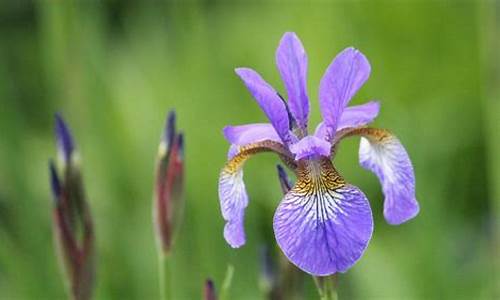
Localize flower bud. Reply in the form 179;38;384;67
204;279;217;300
49;114;95;300
154;110;185;255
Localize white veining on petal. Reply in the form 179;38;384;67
273;159;373;276
360;137;398;183
359;132;419;225
219;168;248;248
220;140;295;248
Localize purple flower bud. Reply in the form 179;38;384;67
276;164;292;194
176;133;184;160
204;279;217;300
49;114;95;300
55;113;75;165
49;160;61;201
154;110;185;255
164;110;176;148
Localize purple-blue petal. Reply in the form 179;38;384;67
220;140;296;249
273;160;373;275
315;101;380;141
223;123;281;146
319;48;371;139
289;135;331;160
276;32;310;130
338;101;380;130
359;134;419;225
219;167;249;248
235;68;292;145
313;122;329;142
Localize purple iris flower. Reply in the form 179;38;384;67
219;32;419;276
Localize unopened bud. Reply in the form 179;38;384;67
204;279;217;300
154;110;185;255
49;114;95;300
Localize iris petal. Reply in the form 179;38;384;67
315;101;380;141
276;32;310;130
227;145;240;160
273;159;373;276
235;68;292;145
219;140;294;248
224;123;281;146
220;166;248;248
337;101;380;131
319;48;371;140
358;130;419;224
289;135;331;160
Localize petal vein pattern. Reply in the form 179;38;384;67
358;130;419;224
273;159;373;276
276;32;310;129
220;141;292;248
235;68;292;145
319;48;371;138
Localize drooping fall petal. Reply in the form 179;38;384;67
273;159;373;276
219;141;292;248
358;129;419;224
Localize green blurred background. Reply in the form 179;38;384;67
0;1;498;299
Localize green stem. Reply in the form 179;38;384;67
313;275;338;300
158;253;172;300
219;264;234;300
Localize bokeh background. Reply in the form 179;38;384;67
0;1;498;299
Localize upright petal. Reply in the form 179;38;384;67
220;140;293;248
338;101;380;130
358;129;419;224
273;159;373;276
276;32;309;130
224;123;281;146
315;101;380;141
235;68;292;145
319;48;371;139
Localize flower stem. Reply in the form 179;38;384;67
158;252;172;300
313;275;338;300
219;264;234;300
